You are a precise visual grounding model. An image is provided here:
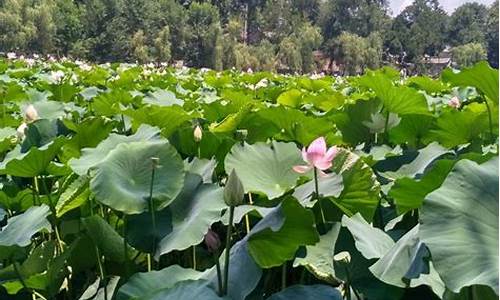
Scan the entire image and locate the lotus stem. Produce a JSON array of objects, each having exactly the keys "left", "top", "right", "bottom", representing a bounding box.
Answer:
[
  {"left": 313, "top": 168, "right": 326, "bottom": 225},
  {"left": 123, "top": 215, "right": 129, "bottom": 278},
  {"left": 192, "top": 246, "right": 197, "bottom": 270},
  {"left": 484, "top": 99, "right": 494, "bottom": 143},
  {"left": 244, "top": 193, "right": 253, "bottom": 234},
  {"left": 383, "top": 110, "right": 390, "bottom": 143},
  {"left": 222, "top": 206, "right": 235, "bottom": 296},
  {"left": 149, "top": 158, "right": 158, "bottom": 270},
  {"left": 213, "top": 251, "right": 223, "bottom": 296},
  {"left": 281, "top": 263, "right": 287, "bottom": 290}
]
